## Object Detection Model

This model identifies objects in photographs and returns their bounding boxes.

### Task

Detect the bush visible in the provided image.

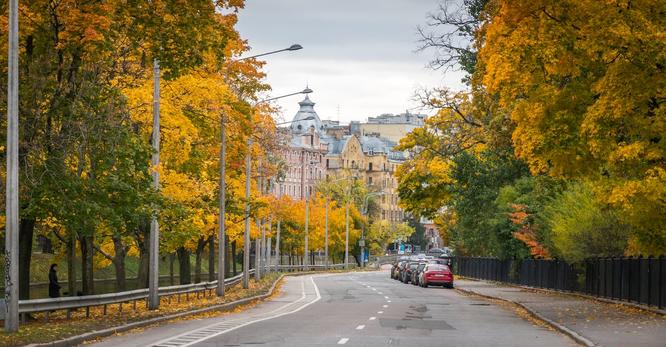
[543,182,628,263]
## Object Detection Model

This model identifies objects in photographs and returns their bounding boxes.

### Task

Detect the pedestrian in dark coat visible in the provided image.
[48,263,61,298]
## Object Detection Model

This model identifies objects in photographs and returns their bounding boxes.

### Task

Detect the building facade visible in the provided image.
[273,93,410,226]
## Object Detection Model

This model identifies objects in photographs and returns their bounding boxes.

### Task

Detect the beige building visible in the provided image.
[351,112,426,143]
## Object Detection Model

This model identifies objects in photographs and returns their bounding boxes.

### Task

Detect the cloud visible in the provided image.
[237,0,466,123]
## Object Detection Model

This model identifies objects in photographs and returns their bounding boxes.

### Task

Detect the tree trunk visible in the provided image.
[67,233,76,296]
[231,240,237,276]
[80,235,94,295]
[169,253,175,285]
[18,218,36,300]
[194,238,205,283]
[177,247,191,284]
[208,236,215,281]
[112,236,127,292]
[136,223,150,288]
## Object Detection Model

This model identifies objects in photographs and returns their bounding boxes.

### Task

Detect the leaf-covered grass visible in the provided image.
[0,273,282,347]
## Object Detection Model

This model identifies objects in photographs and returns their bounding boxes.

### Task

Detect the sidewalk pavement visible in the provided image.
[455,279,666,347]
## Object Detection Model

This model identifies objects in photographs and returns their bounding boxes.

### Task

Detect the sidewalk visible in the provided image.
[455,279,666,347]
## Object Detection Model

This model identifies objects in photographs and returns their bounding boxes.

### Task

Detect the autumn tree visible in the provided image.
[476,0,666,253]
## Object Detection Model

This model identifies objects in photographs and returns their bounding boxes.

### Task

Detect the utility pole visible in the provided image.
[257,159,264,278]
[324,198,329,270]
[304,188,310,271]
[254,238,260,280]
[242,138,252,289]
[217,112,226,296]
[148,59,160,310]
[5,0,20,332]
[345,202,350,269]
[266,236,272,273]
[275,220,281,271]
[256,218,262,280]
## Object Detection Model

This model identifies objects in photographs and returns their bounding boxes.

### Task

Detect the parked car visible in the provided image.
[419,263,454,288]
[391,260,405,279]
[401,261,420,283]
[395,260,409,280]
[411,262,427,286]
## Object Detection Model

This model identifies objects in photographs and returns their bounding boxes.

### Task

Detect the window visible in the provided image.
[369,163,373,171]
[368,177,373,185]
[326,159,329,168]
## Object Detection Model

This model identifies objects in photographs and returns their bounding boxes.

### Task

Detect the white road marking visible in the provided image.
[371,288,377,291]
[150,276,322,347]
[378,292,383,294]
[356,325,365,330]
[338,338,349,345]
[384,296,389,299]
[383,304,388,308]
[369,317,376,320]
[377,311,383,314]
[387,300,392,303]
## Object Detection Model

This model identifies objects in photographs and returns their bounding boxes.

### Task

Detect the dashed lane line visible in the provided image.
[356,325,365,330]
[337,338,349,345]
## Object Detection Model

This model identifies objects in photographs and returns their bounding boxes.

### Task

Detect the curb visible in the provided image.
[455,287,596,347]
[458,276,666,316]
[25,274,287,347]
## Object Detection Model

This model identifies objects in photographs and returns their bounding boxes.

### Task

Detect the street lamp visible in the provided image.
[218,44,303,296]
[235,44,302,61]
[5,0,19,333]
[321,176,353,270]
[241,88,312,289]
[360,192,385,268]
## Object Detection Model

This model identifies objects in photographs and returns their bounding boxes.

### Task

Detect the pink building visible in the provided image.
[272,95,328,200]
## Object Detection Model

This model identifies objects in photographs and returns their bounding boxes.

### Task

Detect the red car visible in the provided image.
[419,263,454,288]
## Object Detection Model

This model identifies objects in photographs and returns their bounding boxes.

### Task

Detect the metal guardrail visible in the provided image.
[17,270,253,315]
[16,263,354,317]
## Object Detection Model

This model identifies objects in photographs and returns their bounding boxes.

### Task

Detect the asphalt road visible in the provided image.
[92,271,576,347]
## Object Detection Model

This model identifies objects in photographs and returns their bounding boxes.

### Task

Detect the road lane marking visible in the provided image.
[383,305,388,308]
[338,338,349,344]
[151,276,322,347]
[377,311,383,314]
[378,292,383,294]
[387,300,392,303]
[369,317,376,320]
[384,296,389,299]
[356,325,365,330]
[371,288,377,291]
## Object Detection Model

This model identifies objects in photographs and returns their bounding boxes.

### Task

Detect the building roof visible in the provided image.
[289,94,324,135]
[359,136,396,154]
[323,135,352,155]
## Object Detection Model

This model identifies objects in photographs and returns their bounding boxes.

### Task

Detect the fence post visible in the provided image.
[657,255,666,308]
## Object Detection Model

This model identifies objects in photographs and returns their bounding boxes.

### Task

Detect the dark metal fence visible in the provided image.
[456,256,665,309]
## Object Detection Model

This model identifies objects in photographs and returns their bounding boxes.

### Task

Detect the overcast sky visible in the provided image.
[236,0,465,124]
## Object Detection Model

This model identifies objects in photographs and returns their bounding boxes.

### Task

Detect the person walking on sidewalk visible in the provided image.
[49,263,61,298]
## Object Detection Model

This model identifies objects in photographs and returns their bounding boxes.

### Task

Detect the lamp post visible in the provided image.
[344,176,359,269]
[360,192,385,268]
[5,0,19,333]
[241,91,313,289]
[218,44,302,295]
[321,176,353,270]
[148,59,161,310]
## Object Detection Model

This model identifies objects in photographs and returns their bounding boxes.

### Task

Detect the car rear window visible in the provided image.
[427,264,450,271]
